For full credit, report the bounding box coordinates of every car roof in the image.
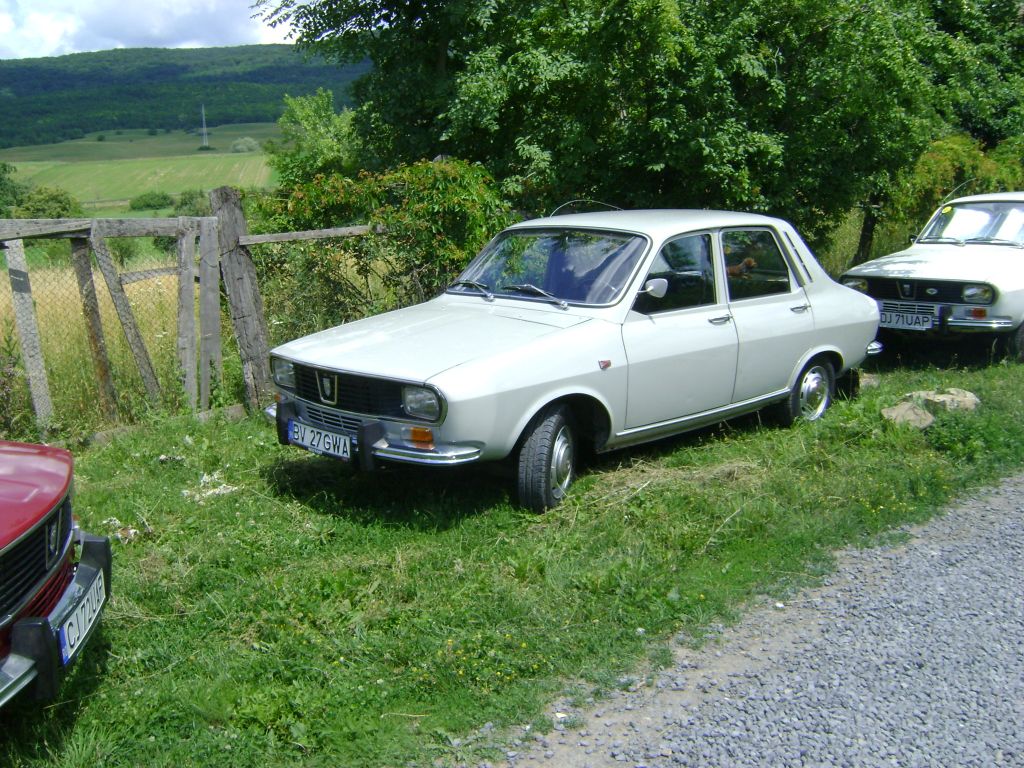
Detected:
[506,209,786,241]
[948,192,1024,205]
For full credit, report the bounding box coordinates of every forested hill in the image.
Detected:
[0,45,368,148]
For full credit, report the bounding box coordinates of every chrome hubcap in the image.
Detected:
[799,366,830,420]
[549,424,574,499]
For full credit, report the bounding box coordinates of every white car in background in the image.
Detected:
[841,192,1024,356]
[268,209,881,511]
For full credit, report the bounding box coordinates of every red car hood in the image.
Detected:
[0,441,73,549]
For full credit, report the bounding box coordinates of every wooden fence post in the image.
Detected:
[176,218,198,412]
[3,240,54,428]
[210,187,270,410]
[90,230,162,403]
[70,237,118,421]
[198,217,222,412]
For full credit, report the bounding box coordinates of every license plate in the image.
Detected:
[289,420,352,460]
[59,569,106,665]
[879,310,935,330]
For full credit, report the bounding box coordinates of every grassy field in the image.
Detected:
[1,124,280,211]
[13,155,274,209]
[1,347,1022,767]
[0,124,282,163]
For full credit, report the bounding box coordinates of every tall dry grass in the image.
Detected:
[1,245,204,437]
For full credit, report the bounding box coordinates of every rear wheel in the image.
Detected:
[774,359,835,427]
[515,404,576,512]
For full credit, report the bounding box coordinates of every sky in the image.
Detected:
[0,0,292,61]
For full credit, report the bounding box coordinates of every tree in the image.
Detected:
[0,162,24,216]
[260,0,944,245]
[923,0,1024,147]
[256,0,473,165]
[263,89,361,187]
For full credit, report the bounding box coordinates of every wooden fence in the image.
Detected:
[0,186,370,433]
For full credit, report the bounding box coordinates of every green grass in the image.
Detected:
[11,155,274,208]
[0,123,280,210]
[3,351,1023,767]
[0,124,282,163]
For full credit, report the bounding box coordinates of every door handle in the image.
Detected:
[790,304,811,313]
[708,314,733,325]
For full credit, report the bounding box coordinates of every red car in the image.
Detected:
[0,441,111,707]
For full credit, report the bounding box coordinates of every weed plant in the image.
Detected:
[2,354,1022,767]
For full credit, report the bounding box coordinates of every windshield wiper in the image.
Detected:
[917,236,965,245]
[449,279,494,300]
[501,283,568,309]
[964,237,1024,249]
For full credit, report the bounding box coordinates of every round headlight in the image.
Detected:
[841,276,869,293]
[403,386,441,421]
[962,284,994,304]
[271,357,296,389]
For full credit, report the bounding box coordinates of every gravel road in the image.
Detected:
[497,472,1024,768]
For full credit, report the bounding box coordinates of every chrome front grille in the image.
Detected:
[880,301,939,316]
[303,404,363,435]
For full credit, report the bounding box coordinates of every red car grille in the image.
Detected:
[0,497,74,626]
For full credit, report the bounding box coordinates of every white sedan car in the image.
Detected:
[268,209,880,510]
[841,192,1024,355]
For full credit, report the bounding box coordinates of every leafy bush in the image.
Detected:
[253,159,514,339]
[0,321,31,440]
[231,137,260,153]
[107,236,141,267]
[12,186,84,218]
[154,190,214,253]
[129,191,174,211]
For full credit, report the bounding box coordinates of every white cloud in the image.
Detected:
[0,0,291,60]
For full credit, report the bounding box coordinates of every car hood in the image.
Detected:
[845,243,1024,284]
[271,297,593,382]
[0,441,73,549]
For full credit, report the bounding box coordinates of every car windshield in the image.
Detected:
[919,201,1024,247]
[450,228,649,305]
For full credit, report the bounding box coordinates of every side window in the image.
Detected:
[633,234,715,314]
[722,229,793,301]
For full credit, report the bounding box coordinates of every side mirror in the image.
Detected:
[640,277,668,299]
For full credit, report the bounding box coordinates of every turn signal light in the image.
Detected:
[404,426,435,450]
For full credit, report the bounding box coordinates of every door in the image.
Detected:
[622,233,738,428]
[720,228,816,402]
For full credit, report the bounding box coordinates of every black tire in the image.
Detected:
[774,359,835,427]
[515,404,576,512]
[1002,323,1024,362]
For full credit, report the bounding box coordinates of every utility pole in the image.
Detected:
[200,105,209,148]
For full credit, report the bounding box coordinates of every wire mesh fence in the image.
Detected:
[1,236,225,439]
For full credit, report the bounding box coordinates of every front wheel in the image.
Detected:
[515,404,576,512]
[773,360,835,427]
[1001,323,1024,362]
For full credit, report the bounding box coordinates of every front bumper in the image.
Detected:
[266,401,482,470]
[879,300,1015,334]
[0,533,112,707]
